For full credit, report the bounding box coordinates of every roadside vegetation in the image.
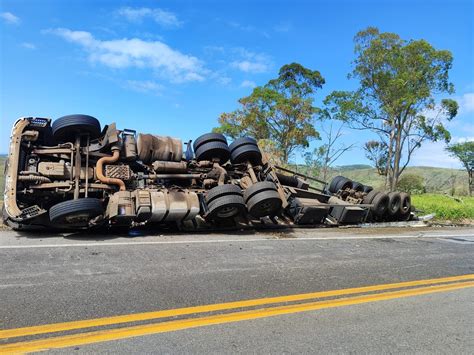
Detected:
[411,194,474,222]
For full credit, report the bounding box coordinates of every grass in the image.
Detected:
[411,194,474,222]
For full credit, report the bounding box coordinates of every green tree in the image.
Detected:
[214,63,325,163]
[325,27,458,191]
[397,173,425,194]
[446,141,474,196]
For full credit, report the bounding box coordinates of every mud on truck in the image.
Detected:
[3,115,413,231]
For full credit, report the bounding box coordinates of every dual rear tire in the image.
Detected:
[205,184,245,221]
[193,133,231,163]
[243,181,282,218]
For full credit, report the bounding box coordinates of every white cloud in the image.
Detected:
[117,7,181,28]
[458,92,474,115]
[47,28,206,83]
[1,11,20,25]
[456,136,474,143]
[240,80,256,88]
[410,140,462,168]
[232,61,268,73]
[125,80,163,95]
[230,48,271,73]
[21,42,36,49]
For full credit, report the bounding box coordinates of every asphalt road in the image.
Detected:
[1,226,473,353]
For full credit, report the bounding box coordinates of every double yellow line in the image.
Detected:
[1,274,473,353]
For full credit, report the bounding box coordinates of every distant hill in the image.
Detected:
[293,164,469,195]
[0,155,469,199]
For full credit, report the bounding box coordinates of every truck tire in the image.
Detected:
[207,195,246,221]
[351,181,364,192]
[363,190,379,204]
[398,192,411,220]
[243,181,282,218]
[229,137,262,165]
[362,185,374,193]
[371,192,389,218]
[387,192,402,216]
[194,141,231,163]
[334,177,352,193]
[246,190,282,218]
[205,184,242,205]
[49,198,103,226]
[329,176,344,193]
[52,114,101,143]
[243,181,278,203]
[193,133,227,152]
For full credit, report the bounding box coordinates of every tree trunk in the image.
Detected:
[391,126,403,191]
[469,169,473,197]
[384,126,395,190]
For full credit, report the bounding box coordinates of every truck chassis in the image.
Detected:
[3,115,413,231]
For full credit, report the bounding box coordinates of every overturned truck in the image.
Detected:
[3,115,413,231]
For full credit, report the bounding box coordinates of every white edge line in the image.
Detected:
[0,234,472,249]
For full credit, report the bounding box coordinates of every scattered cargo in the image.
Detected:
[3,115,414,231]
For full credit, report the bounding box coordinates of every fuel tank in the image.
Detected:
[137,134,183,163]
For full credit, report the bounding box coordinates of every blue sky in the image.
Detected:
[1,0,473,168]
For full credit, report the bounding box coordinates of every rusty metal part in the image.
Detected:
[4,118,30,219]
[240,176,253,189]
[29,182,72,190]
[263,167,289,209]
[38,162,67,178]
[274,165,326,186]
[32,148,73,155]
[247,162,258,183]
[96,148,126,191]
[105,164,132,181]
[197,160,213,168]
[30,182,112,191]
[148,173,203,180]
[137,134,183,163]
[213,162,227,185]
[152,161,187,173]
[134,190,152,221]
[202,178,216,189]
[73,135,82,199]
[122,132,138,160]
[150,189,200,222]
[85,135,90,197]
[37,162,93,180]
[22,130,39,141]
[106,191,136,223]
[18,175,52,183]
